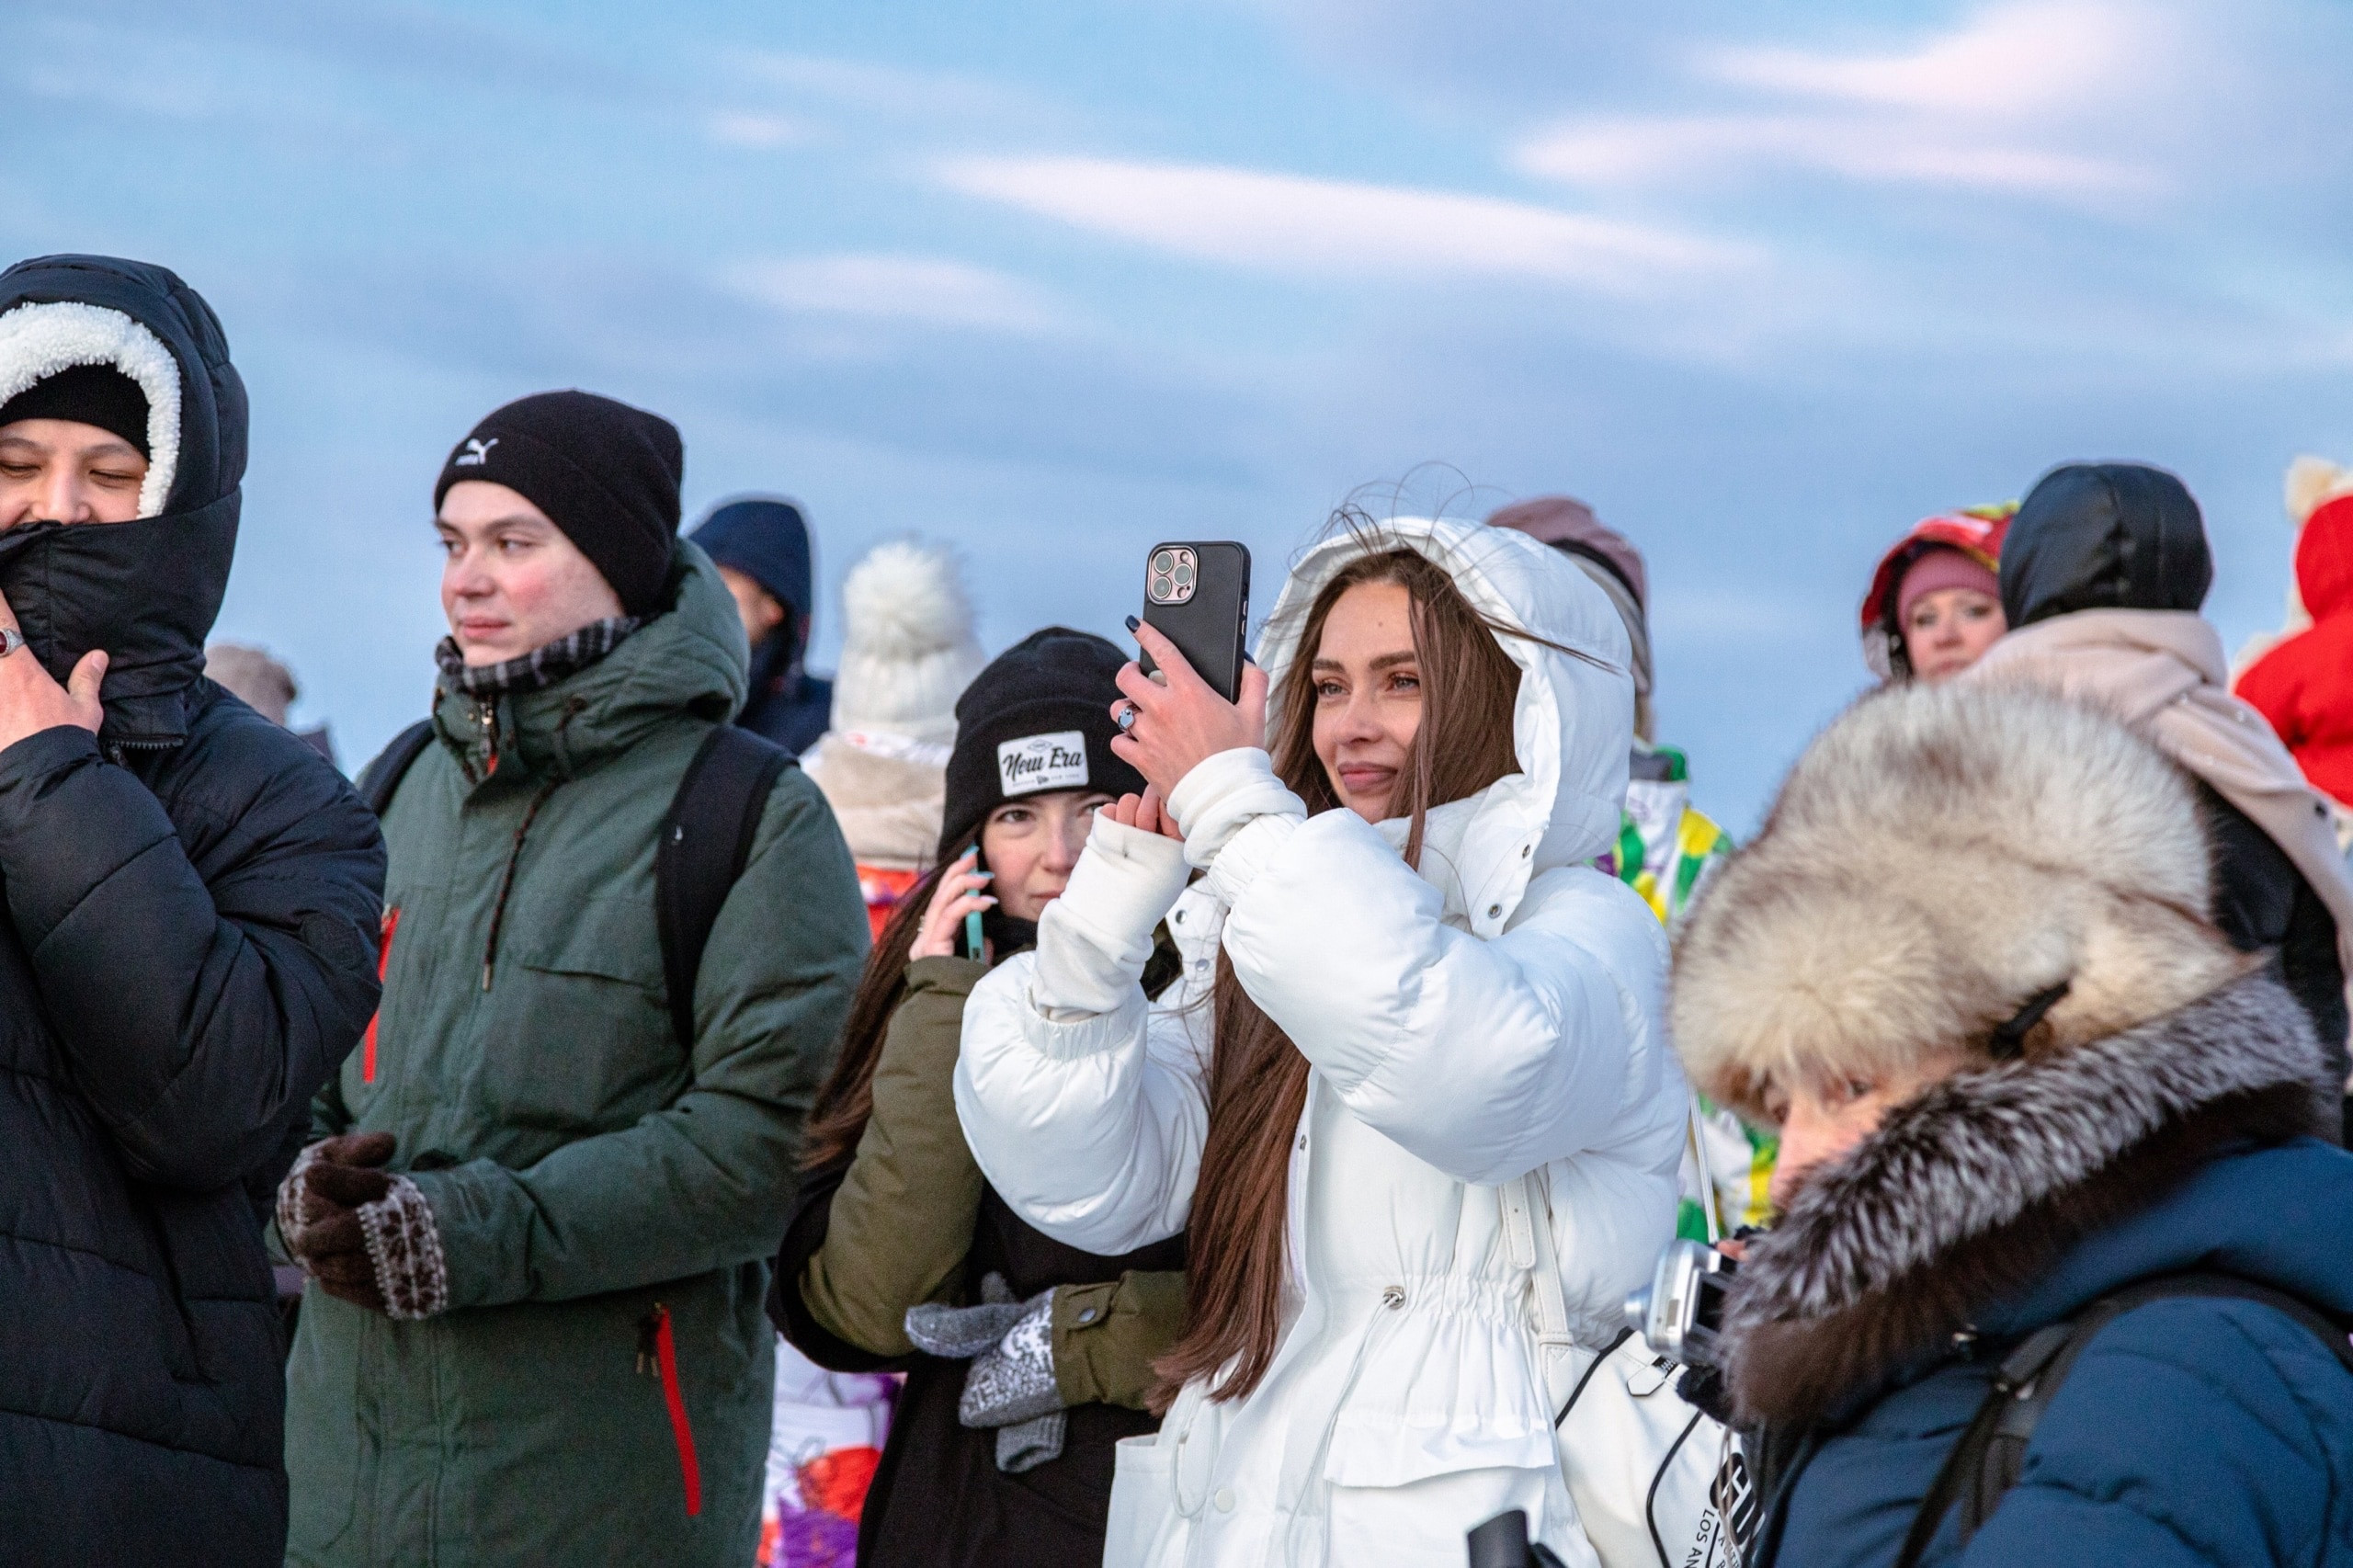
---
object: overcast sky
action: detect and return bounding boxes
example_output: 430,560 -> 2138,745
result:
10,0 -> 2351,829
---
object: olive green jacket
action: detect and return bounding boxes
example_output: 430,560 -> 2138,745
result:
282,544 -> 868,1567
801,955 -> 1180,1409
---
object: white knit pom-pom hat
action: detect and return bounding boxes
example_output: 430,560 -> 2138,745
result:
829,537 -> 985,750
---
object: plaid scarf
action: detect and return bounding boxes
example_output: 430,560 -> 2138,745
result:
435,616 -> 642,699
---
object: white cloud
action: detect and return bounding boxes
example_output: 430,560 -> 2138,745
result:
1520,113 -> 2150,198
1518,1 -> 2170,200
935,154 -> 1743,290
704,111 -> 808,150
1703,2 -> 2141,114
725,253 -> 1063,335
726,51 -> 1057,127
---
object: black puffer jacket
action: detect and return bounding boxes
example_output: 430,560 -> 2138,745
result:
2003,461 -> 2348,1060
0,256 -> 385,1564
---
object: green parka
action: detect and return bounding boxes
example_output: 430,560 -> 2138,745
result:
282,543 -> 868,1567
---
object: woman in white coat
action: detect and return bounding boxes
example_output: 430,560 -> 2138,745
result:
953,517 -> 1688,1565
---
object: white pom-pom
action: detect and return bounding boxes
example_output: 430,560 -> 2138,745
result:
841,538 -> 978,660
830,538 -> 987,743
2285,455 -> 2352,527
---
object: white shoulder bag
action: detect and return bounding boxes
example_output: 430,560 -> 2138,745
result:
1502,1100 -> 1759,1568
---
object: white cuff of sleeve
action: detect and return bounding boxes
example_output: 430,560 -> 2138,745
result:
1029,813 -> 1189,1017
1167,748 -> 1303,867
1166,747 -> 1305,906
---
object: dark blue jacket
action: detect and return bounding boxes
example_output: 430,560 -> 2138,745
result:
740,631 -> 833,756
0,256 -> 385,1564
688,498 -> 832,754
1763,1139 -> 2353,1567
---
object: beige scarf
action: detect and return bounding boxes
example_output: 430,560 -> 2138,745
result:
1969,610 -> 2353,989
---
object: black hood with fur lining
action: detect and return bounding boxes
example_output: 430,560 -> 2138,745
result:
0,255 -> 245,746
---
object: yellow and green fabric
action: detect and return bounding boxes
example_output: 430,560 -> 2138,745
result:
1600,744 -> 1779,1238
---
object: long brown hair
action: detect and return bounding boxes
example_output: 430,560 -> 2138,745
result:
801,846 -> 970,1174
1152,545 -> 1526,1407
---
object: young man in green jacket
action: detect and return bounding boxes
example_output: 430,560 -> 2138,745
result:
277,392 -> 868,1566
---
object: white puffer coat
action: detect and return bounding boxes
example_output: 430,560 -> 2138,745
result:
954,517 -> 1687,1566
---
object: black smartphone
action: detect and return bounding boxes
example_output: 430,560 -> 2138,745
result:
1138,541 -> 1251,702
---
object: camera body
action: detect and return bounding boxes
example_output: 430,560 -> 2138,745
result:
1622,1238 -> 1734,1364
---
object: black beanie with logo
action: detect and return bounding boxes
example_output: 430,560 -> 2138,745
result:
938,627 -> 1147,858
433,390 -> 683,617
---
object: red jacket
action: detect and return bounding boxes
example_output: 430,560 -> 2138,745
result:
2240,494 -> 2353,809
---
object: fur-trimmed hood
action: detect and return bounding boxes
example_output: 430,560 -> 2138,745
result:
1669,681 -> 2338,1425
0,256 -> 246,745
1720,971 -> 2333,1424
0,254 -> 244,520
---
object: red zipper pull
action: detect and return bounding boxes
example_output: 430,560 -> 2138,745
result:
638,1302 -> 703,1517
360,906 -> 402,1084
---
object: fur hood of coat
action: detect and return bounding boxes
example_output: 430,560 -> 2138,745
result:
1670,681 -> 2338,1426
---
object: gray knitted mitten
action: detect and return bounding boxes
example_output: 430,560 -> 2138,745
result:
904,1273 -> 1068,1471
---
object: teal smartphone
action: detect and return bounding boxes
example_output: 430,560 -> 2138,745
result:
963,909 -> 985,960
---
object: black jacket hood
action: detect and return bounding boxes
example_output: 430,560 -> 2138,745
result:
0,255 -> 247,745
2000,461 -> 2212,630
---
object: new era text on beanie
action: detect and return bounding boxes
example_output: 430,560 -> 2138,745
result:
938,627 -> 1146,858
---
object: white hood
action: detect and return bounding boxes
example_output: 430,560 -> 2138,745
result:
1254,515 -> 1636,914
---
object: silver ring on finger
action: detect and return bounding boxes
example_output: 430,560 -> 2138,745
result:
1116,700 -> 1138,733
0,628 -> 22,658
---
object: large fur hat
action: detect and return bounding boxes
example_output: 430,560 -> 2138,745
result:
1673,680 -> 2245,1120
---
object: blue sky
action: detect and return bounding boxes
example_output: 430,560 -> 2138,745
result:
10,0 -> 2351,829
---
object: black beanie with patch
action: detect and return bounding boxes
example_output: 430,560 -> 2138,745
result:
938,627 -> 1146,858
433,390 -> 683,617
0,364 -> 151,455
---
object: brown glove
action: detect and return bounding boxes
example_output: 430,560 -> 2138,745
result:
276,1131 -> 449,1320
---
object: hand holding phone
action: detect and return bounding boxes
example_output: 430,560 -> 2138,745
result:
1136,542 -> 1250,703
909,850 -> 995,962
1112,620 -> 1268,801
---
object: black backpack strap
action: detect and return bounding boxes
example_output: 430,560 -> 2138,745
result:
356,720 -> 438,819
1897,1271 -> 2353,1568
655,725 -> 795,1051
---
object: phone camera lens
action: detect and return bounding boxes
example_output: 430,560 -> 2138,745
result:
1173,563 -> 1194,585
1153,551 -> 1176,574
1152,575 -> 1173,601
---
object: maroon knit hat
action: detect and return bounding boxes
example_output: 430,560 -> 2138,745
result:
1484,495 -> 1647,609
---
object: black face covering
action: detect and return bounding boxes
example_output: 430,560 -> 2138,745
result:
0,494 -> 238,747
979,905 -> 1038,963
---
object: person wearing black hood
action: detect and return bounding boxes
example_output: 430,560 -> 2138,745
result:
690,495 -> 835,755
1968,461 -> 2353,1099
769,629 -> 1187,1568
0,255 -> 385,1562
